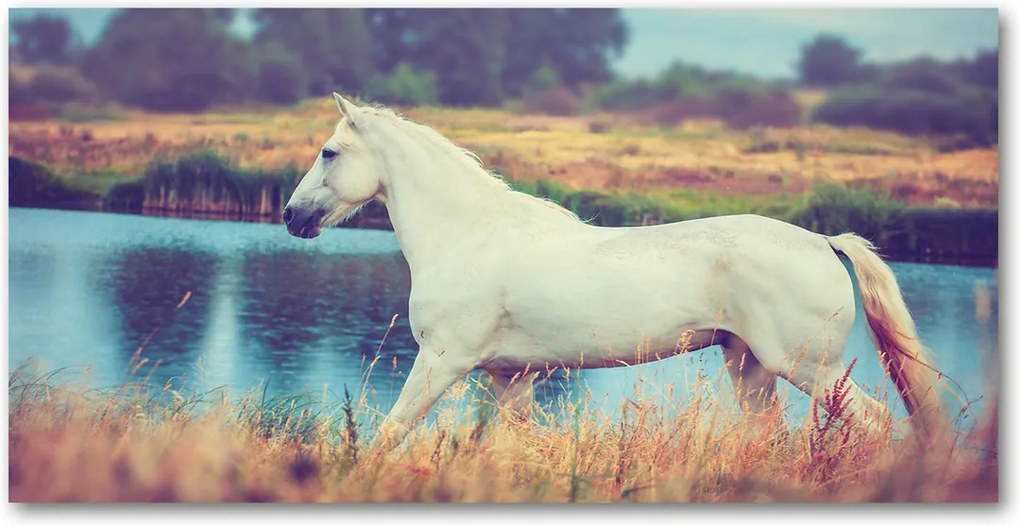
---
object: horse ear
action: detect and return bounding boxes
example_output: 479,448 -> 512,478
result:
333,92 -> 364,129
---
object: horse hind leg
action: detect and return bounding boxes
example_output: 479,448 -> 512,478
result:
485,370 -> 535,424
722,335 -> 779,415
722,334 -> 788,445
722,336 -> 775,415
785,360 -> 893,437
745,327 -> 892,437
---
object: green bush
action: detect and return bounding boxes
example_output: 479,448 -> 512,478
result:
789,183 -> 904,244
655,61 -> 769,98
364,62 -> 438,107
651,88 -> 802,129
104,181 -> 146,213
589,62 -> 800,129
812,86 -> 997,147
9,156 -> 99,209
589,79 -> 670,111
522,86 -> 581,116
9,65 -> 98,106
881,57 -> 965,95
891,207 -> 997,264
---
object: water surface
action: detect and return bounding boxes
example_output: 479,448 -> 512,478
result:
8,208 -> 999,427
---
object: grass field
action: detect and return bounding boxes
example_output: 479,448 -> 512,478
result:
8,361 -> 997,503
8,100 -> 999,209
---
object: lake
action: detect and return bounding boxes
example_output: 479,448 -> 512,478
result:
8,208 -> 999,428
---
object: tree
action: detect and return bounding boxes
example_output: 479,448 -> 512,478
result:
882,57 -> 964,95
82,9 -> 256,111
798,34 -> 865,87
253,43 -> 309,105
12,15 -> 73,64
366,8 -> 508,106
501,9 -> 627,97
956,49 -> 998,90
367,8 -> 627,103
254,9 -> 375,96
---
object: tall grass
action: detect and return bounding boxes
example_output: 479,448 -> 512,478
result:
8,355 -> 997,503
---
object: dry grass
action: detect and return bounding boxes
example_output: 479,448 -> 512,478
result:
8,102 -> 999,207
8,360 -> 998,503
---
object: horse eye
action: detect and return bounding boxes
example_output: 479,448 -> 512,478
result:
321,148 -> 337,159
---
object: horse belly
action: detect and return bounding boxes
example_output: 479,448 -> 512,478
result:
494,257 -> 728,370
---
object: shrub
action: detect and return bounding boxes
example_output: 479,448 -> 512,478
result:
646,88 -> 801,129
364,62 -> 438,107
789,183 -> 904,244
812,86 -> 997,147
589,79 -> 670,112
892,207 -> 998,264
881,57 -> 965,95
715,88 -> 803,129
8,156 -> 98,209
522,86 -> 581,116
104,181 -> 146,213
9,65 -> 98,106
655,61 -> 768,98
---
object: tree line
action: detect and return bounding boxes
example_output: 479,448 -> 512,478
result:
9,8 -> 627,110
799,34 -> 998,147
10,9 -> 997,147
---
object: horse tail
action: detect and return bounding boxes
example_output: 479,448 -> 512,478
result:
826,232 -> 951,442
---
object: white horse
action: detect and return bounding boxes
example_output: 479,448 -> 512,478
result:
284,94 -> 949,446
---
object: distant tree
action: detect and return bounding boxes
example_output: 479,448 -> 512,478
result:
254,9 -> 375,96
366,9 -> 508,106
82,9 -> 256,111
881,57 -> 964,95
813,86 -> 997,147
500,9 -> 628,97
957,49 -> 998,90
366,8 -> 626,105
12,15 -> 73,64
798,34 -> 865,86
253,43 -> 309,105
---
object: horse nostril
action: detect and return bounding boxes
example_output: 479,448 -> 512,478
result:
282,207 -> 294,225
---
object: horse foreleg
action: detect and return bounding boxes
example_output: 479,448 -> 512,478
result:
486,371 -> 535,423
373,346 -> 471,450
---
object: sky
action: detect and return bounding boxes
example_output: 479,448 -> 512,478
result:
618,9 -> 998,79
8,8 -> 1000,80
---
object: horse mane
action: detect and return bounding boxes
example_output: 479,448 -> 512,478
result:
363,106 -> 581,222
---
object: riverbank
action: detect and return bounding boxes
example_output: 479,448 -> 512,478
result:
9,152 -> 998,267
8,368 -> 998,503
7,103 -> 999,266
8,104 -> 999,207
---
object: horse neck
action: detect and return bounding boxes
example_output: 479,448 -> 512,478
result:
377,135 -> 508,272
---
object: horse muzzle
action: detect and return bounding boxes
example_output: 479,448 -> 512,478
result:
283,206 -> 325,239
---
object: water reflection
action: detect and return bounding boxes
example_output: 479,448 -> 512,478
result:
8,208 -> 1000,428
237,250 -> 417,398
106,248 -> 217,381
